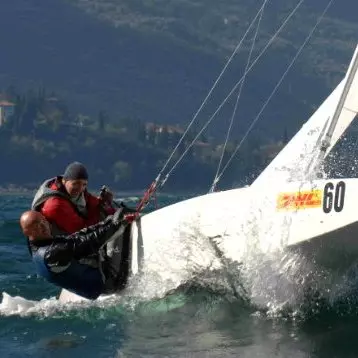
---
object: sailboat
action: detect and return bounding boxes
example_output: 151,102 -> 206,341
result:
59,43 -> 358,303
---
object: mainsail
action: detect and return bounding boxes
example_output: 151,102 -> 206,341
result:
251,45 -> 358,187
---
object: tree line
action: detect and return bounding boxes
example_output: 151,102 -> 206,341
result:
0,87 -> 285,192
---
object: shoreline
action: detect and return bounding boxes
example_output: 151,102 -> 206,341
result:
0,185 -> 197,197
0,187 -> 35,195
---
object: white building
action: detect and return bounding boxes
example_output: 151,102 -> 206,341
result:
0,100 -> 15,126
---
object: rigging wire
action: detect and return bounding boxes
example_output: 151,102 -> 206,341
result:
156,0 -> 271,179
131,0 -> 310,215
129,1 -> 276,215
159,0 -> 306,188
214,0 -> 335,186
209,1 -> 266,193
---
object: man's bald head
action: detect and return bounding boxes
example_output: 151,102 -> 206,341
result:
20,210 -> 51,240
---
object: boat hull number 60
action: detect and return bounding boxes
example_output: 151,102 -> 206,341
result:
322,181 -> 346,213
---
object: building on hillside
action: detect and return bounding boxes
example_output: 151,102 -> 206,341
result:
145,122 -> 185,135
0,100 -> 15,126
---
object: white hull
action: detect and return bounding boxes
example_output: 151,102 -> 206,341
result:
60,45 -> 358,303
260,178 -> 358,274
59,177 -> 358,303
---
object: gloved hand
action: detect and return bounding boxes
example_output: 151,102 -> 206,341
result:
99,185 -> 114,205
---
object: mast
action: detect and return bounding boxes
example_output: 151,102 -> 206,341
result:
306,47 -> 358,177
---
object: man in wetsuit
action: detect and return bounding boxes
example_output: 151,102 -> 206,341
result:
20,209 -> 130,300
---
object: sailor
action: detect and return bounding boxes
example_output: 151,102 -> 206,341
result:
20,209 -> 130,300
31,161 -> 117,235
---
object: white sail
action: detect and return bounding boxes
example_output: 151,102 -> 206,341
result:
252,45 -> 358,188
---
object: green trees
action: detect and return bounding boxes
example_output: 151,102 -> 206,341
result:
0,87 -> 280,190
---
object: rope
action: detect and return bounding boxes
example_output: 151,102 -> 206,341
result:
131,0 -> 309,212
215,0 -> 335,184
133,175 -> 160,217
210,1 -> 266,193
155,0 -> 272,178
161,0 -> 306,183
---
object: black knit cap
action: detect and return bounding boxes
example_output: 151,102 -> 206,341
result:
63,162 -> 88,181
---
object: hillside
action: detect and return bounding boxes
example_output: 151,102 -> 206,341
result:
0,0 -> 356,143
0,88 -> 278,191
1,0 -> 358,191
64,0 -> 358,94
66,0 -> 357,82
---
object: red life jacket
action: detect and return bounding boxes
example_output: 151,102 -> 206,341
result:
32,176 -> 113,234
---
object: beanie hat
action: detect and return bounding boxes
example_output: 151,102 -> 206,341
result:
63,162 -> 88,181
